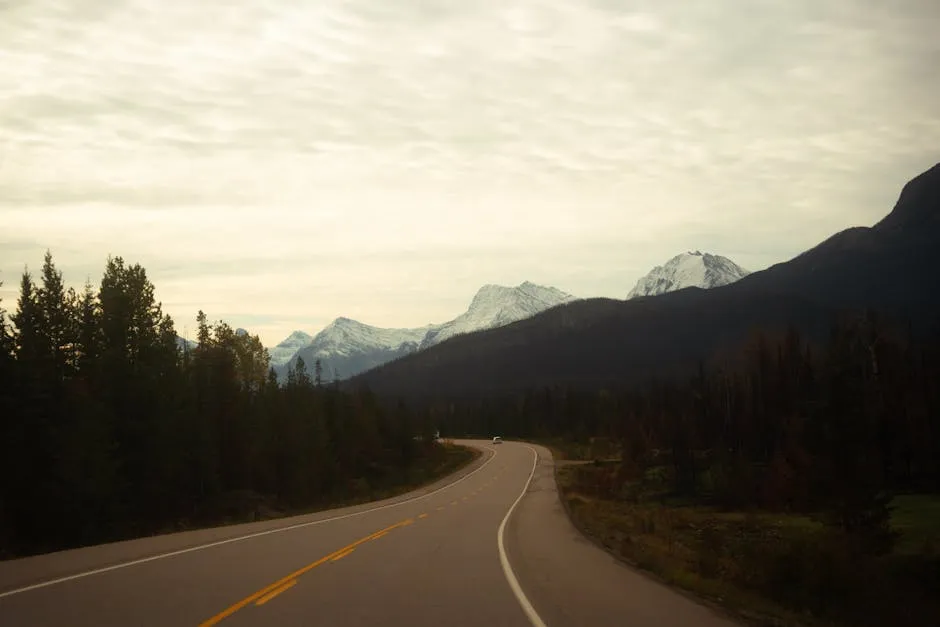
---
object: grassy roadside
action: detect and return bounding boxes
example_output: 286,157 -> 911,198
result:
315,441 -> 482,513
156,442 -> 481,535
0,443 -> 480,562
555,462 -> 940,627
529,436 -> 620,462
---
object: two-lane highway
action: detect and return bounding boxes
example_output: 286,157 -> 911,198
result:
0,441 -> 739,626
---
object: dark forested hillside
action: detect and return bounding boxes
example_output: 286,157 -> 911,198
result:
733,162 -> 940,317
0,254 -> 448,558
354,290 -> 834,400
477,315 -> 939,627
353,163 -> 940,401
439,315 -> 940,500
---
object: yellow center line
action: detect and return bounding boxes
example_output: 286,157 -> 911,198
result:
331,548 -> 355,562
199,519 -> 410,626
436,506 -> 445,511
254,580 -> 297,606
451,501 -> 458,505
418,513 -> 429,519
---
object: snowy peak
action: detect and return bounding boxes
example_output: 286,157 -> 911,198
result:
268,330 -> 314,367
421,281 -> 577,349
309,317 -> 434,359
469,281 -> 571,312
628,251 -> 750,299
285,330 -> 315,343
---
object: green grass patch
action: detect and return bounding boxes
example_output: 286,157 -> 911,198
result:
891,493 -> 940,556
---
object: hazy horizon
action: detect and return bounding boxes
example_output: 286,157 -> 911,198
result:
3,0 -> 938,345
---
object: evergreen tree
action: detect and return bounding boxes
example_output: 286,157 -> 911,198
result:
0,282 -> 17,551
0,281 -> 13,387
74,279 -> 101,375
36,251 -> 75,384
12,270 -> 42,370
98,256 -> 181,527
9,267 -> 65,550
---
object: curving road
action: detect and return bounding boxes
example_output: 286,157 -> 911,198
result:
0,441 -> 738,626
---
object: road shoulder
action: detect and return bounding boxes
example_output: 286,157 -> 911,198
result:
507,444 -> 741,627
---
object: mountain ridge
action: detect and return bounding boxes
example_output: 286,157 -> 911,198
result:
275,281 -> 575,380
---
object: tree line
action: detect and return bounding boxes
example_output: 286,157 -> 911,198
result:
436,311 -> 940,549
0,253 -> 439,558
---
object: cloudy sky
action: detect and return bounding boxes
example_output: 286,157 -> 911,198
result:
1,0 -> 938,345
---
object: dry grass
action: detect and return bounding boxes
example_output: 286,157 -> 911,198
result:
557,465 -> 940,627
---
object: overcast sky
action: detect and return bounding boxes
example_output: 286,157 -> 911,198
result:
2,0 -> 938,346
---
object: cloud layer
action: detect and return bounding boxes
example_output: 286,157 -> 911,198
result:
2,0 -> 938,344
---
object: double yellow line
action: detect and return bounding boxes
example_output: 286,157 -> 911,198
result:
199,518 -> 415,626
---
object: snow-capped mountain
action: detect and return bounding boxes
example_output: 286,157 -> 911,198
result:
303,317 -> 436,359
627,251 -> 750,299
274,281 -> 576,381
279,318 -> 437,381
419,281 -> 577,349
268,330 -> 313,367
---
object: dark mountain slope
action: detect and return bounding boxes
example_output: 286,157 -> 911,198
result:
352,288 -> 833,400
732,162 -> 940,319
352,163 -> 940,401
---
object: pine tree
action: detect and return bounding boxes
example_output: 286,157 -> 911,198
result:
196,310 -> 211,348
74,280 -> 101,376
0,280 -> 13,359
36,251 -> 74,384
98,256 -> 182,526
294,356 -> 312,388
12,270 -> 42,369
9,267 -> 66,550
0,282 -> 17,551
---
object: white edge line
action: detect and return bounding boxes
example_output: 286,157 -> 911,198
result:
497,445 -> 548,627
0,443 -> 496,599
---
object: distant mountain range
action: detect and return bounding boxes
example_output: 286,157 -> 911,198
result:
352,162 -> 940,401
628,251 -> 750,298
271,281 -> 578,381
265,258 -> 752,380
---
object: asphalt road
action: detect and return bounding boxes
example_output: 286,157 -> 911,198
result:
0,440 -> 739,627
